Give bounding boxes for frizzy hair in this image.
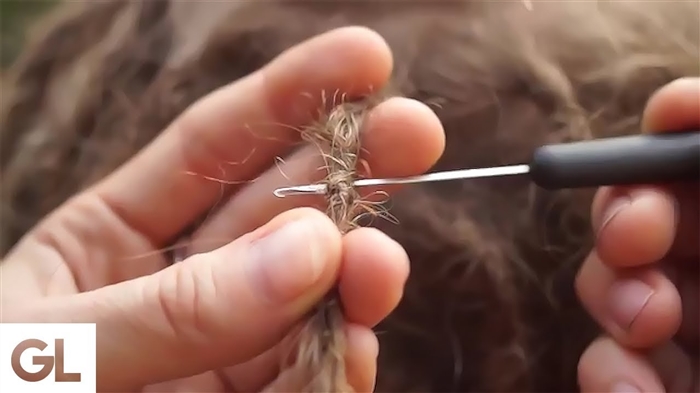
[1,1,698,392]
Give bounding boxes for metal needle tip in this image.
[273,184,328,198]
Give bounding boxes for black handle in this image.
[530,131,700,190]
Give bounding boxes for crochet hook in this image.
[273,130,700,197]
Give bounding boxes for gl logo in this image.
[11,339,81,382]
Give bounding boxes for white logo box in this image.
[0,323,96,393]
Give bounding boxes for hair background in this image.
[1,1,698,391]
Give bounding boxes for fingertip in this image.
[363,97,445,177]
[340,227,409,327]
[642,77,700,133]
[576,255,682,349]
[280,206,344,272]
[333,26,394,81]
[596,187,677,267]
[242,207,343,305]
[315,26,395,92]
[265,26,394,125]
[344,324,379,393]
[609,270,682,349]
[346,323,380,360]
[578,336,666,393]
[250,207,342,252]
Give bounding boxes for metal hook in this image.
[273,164,531,198]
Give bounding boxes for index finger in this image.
[91,27,393,245]
[642,77,700,133]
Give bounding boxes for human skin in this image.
[0,27,445,392]
[577,77,700,393]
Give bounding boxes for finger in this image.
[188,97,445,253]
[590,185,678,268]
[575,251,682,349]
[218,226,408,390]
[642,77,700,134]
[578,336,666,393]
[640,76,700,258]
[339,227,409,327]
[142,371,225,393]
[337,325,379,393]
[261,324,379,393]
[90,26,393,245]
[20,208,345,390]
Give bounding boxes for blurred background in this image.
[1,0,59,70]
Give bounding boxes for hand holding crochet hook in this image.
[575,78,699,393]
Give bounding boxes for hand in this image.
[576,77,699,393]
[0,27,446,392]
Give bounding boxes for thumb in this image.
[24,208,342,391]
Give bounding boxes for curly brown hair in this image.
[1,1,698,391]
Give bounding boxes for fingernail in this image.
[611,381,642,393]
[598,196,631,236]
[247,219,324,304]
[607,279,654,330]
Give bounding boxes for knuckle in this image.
[153,260,216,345]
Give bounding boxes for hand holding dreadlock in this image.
[0,27,445,392]
[576,78,699,393]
